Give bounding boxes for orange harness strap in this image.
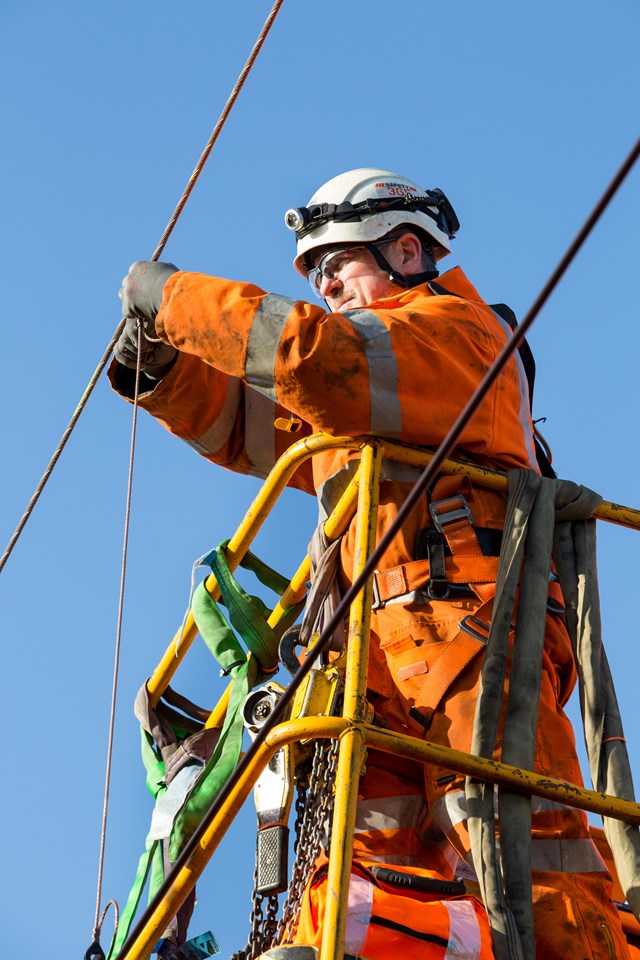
[409,609,492,732]
[374,475,500,607]
[429,474,485,557]
[373,556,500,604]
[401,476,497,732]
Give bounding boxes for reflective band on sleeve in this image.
[431,790,468,833]
[245,385,276,478]
[186,377,242,455]
[443,900,481,960]
[355,794,427,833]
[245,293,297,400]
[344,872,374,955]
[343,309,402,435]
[530,838,608,874]
[489,309,538,470]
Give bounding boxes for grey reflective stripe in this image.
[245,293,297,400]
[316,461,360,521]
[343,309,402,435]
[317,457,421,520]
[433,789,588,836]
[530,838,607,874]
[431,790,468,833]
[444,901,481,960]
[455,857,479,881]
[186,377,242,455]
[355,794,427,833]
[245,386,276,478]
[490,308,538,470]
[344,872,374,955]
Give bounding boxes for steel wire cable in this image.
[89,326,144,957]
[0,0,286,577]
[117,135,640,960]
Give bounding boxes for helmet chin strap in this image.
[364,242,439,288]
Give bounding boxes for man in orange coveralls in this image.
[110,169,630,960]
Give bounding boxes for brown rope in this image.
[0,0,286,577]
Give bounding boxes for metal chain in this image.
[276,740,339,945]
[247,860,265,960]
[245,859,282,958]
[292,766,309,856]
[263,895,280,948]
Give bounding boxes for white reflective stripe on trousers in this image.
[431,790,468,833]
[531,838,608,874]
[444,900,482,960]
[355,794,427,833]
[432,790,608,874]
[344,871,374,956]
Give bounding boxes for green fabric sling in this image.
[110,541,303,957]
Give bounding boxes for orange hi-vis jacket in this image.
[110,265,630,960]
[110,266,537,573]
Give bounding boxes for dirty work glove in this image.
[115,260,179,376]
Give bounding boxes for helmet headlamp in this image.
[286,193,459,243]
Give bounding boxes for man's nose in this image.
[319,271,342,298]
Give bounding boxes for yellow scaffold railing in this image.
[118,434,640,960]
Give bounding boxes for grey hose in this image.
[467,470,542,960]
[553,501,640,918]
[466,470,640,960]
[499,475,558,960]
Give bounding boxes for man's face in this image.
[310,243,399,312]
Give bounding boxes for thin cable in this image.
[117,134,640,960]
[92,325,143,945]
[152,0,285,261]
[0,0,286,577]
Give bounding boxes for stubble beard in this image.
[327,286,358,312]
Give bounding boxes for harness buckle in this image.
[459,615,491,644]
[429,495,474,533]
[425,579,451,601]
[371,571,384,610]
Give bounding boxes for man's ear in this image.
[396,232,424,271]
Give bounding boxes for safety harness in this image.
[110,544,302,958]
[370,473,564,738]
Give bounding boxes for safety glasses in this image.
[307,237,398,298]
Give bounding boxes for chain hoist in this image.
[276,739,339,946]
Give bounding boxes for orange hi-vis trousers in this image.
[349,479,632,960]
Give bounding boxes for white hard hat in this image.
[285,168,459,276]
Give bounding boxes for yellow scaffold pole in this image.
[320,441,383,960]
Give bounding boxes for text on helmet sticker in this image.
[374,181,419,197]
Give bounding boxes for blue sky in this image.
[1,1,639,957]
